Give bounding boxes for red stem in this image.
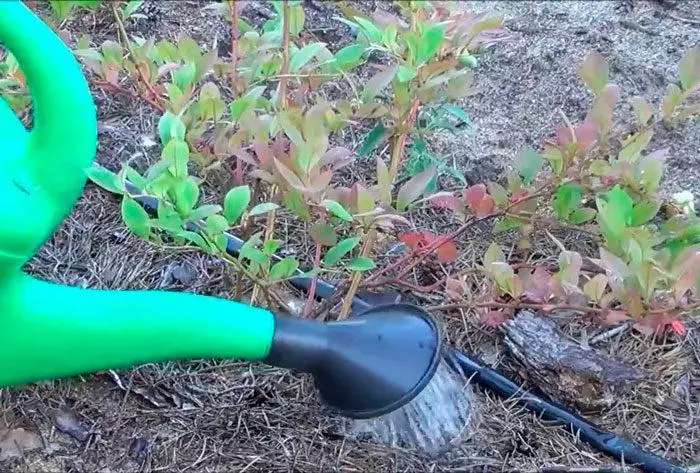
[303,243,322,317]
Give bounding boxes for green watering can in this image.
[0,1,445,422]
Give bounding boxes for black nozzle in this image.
[264,304,443,419]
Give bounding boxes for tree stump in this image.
[503,311,644,411]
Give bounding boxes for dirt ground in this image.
[2,1,700,472]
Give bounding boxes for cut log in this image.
[503,311,644,411]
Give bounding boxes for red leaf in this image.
[555,125,574,147]
[429,193,460,211]
[399,232,423,250]
[435,240,458,263]
[575,120,598,148]
[445,277,465,300]
[602,310,630,326]
[480,310,507,327]
[670,319,686,336]
[522,266,552,303]
[465,184,495,216]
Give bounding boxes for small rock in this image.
[128,438,148,459]
[54,408,90,442]
[0,428,43,460]
[162,261,198,287]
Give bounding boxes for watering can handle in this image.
[0,2,97,275]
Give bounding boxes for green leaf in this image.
[678,45,700,91]
[346,256,375,271]
[396,65,418,83]
[358,124,388,156]
[361,65,397,103]
[123,0,144,17]
[157,112,179,144]
[323,237,361,265]
[309,222,337,246]
[205,214,229,235]
[577,52,609,95]
[570,207,596,224]
[223,185,251,224]
[333,43,367,71]
[484,242,505,265]
[553,183,582,220]
[176,230,209,251]
[230,85,266,120]
[419,24,445,63]
[249,202,280,217]
[86,164,123,194]
[277,110,305,147]
[121,197,150,237]
[173,62,197,91]
[162,139,189,177]
[354,17,382,43]
[377,157,392,206]
[631,200,660,226]
[189,204,223,221]
[322,199,353,222]
[290,42,325,72]
[174,178,200,216]
[283,189,311,221]
[618,129,653,163]
[442,103,473,128]
[631,96,653,126]
[515,146,543,185]
[597,185,634,241]
[487,182,508,207]
[270,257,300,281]
[662,83,682,118]
[493,217,523,233]
[396,166,436,211]
[289,4,306,34]
[239,238,268,265]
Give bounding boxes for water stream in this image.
[341,359,479,455]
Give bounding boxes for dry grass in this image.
[2,1,699,472]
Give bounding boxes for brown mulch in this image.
[1,1,699,472]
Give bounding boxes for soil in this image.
[2,1,700,472]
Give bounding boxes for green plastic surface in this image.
[0,2,276,389]
[0,273,276,388]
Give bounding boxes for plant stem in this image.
[430,301,604,314]
[388,99,420,182]
[278,0,291,109]
[229,0,239,97]
[257,0,291,299]
[339,227,377,319]
[91,78,164,113]
[303,243,322,317]
[338,99,422,319]
[111,4,161,107]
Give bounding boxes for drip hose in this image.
[119,181,685,473]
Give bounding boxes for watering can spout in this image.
[0,2,97,273]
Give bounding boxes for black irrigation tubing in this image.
[118,180,686,473]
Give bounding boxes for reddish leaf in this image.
[670,319,686,336]
[321,146,353,167]
[253,140,273,168]
[521,266,552,303]
[445,277,466,300]
[465,184,495,216]
[428,192,460,211]
[480,310,507,327]
[575,120,599,148]
[399,232,423,250]
[273,158,305,191]
[435,240,458,263]
[602,310,630,326]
